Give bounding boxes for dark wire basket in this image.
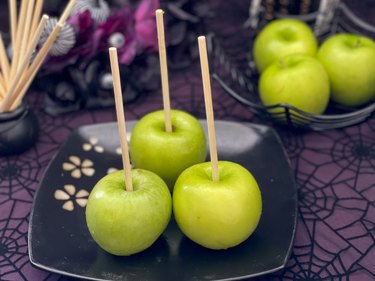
[207,2,375,131]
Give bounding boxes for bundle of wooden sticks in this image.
[0,0,76,113]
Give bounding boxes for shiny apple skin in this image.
[86,169,172,256]
[130,109,207,190]
[173,161,262,250]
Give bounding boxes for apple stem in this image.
[156,9,172,133]
[355,39,362,48]
[198,36,220,182]
[109,47,133,192]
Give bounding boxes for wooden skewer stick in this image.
[0,75,6,97]
[0,34,10,88]
[3,0,76,111]
[11,0,28,80]
[9,0,18,52]
[1,23,63,112]
[0,73,5,89]
[198,36,219,182]
[8,0,17,70]
[156,9,172,133]
[18,0,36,66]
[29,0,44,44]
[4,15,48,109]
[58,0,77,26]
[109,47,133,192]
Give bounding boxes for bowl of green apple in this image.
[210,12,375,131]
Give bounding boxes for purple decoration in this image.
[92,5,137,64]
[39,18,76,56]
[134,0,159,52]
[70,0,111,24]
[42,11,96,70]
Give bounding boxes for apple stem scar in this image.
[198,36,219,182]
[109,47,133,192]
[156,9,173,133]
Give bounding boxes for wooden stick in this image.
[0,34,10,88]
[11,0,28,80]
[198,36,219,182]
[29,0,44,43]
[4,15,48,110]
[156,9,172,133]
[1,23,63,112]
[109,47,133,192]
[0,75,6,97]
[58,0,77,26]
[0,72,5,90]
[2,0,76,111]
[18,0,36,65]
[9,0,18,61]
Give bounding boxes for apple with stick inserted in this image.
[130,109,207,189]
[172,36,262,250]
[130,9,207,190]
[85,47,172,256]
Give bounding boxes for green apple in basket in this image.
[317,33,375,107]
[259,54,330,116]
[130,109,207,190]
[253,18,318,73]
[172,36,262,250]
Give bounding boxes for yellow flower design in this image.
[115,133,131,155]
[115,147,122,155]
[83,137,104,153]
[63,156,95,178]
[54,184,90,211]
[107,167,119,174]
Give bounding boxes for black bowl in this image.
[0,102,39,156]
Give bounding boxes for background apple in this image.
[173,161,262,250]
[253,18,318,73]
[317,33,375,107]
[259,54,330,116]
[130,109,207,190]
[86,169,172,256]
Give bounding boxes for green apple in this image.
[86,169,172,256]
[253,18,318,73]
[130,109,207,190]
[259,54,330,116]
[317,33,375,107]
[173,161,262,250]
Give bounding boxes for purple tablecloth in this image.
[1,59,374,281]
[1,1,375,281]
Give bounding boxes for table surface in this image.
[1,1,375,281]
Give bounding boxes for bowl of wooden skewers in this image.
[0,0,76,155]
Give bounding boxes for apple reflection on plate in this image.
[88,235,171,281]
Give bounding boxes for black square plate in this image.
[29,120,297,281]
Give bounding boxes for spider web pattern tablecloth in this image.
[1,59,374,281]
[1,1,375,280]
